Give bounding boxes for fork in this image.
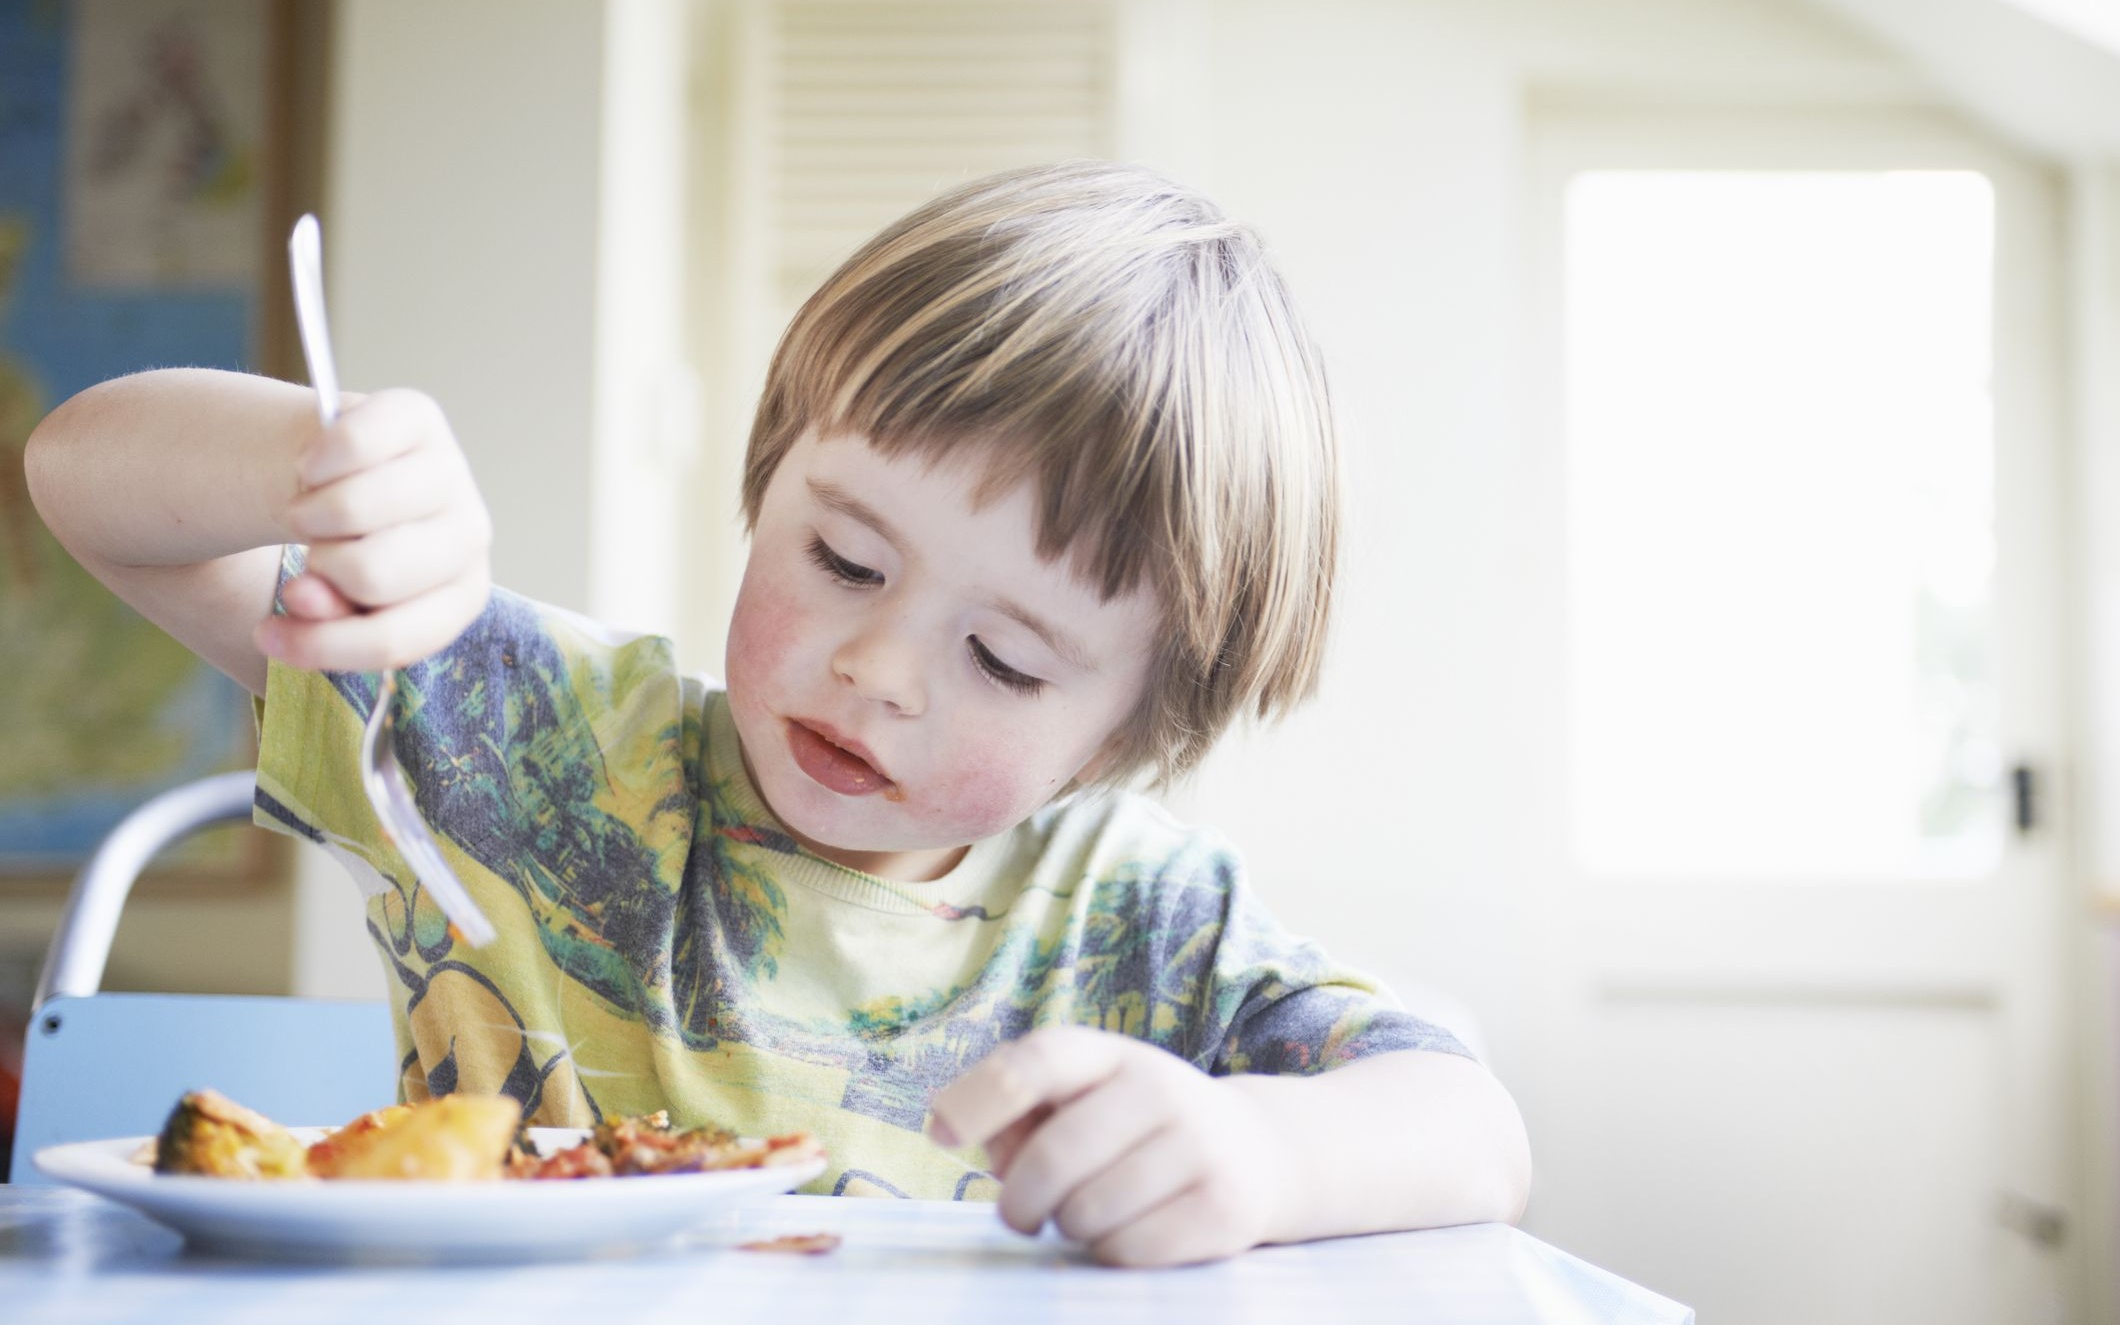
[286,214,497,947]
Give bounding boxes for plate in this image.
[33,1127,826,1263]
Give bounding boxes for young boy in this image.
[25,162,1529,1265]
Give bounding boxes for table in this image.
[1,1187,1693,1323]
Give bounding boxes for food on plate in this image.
[506,1126,613,1179]
[506,1108,827,1179]
[152,1088,310,1179]
[302,1104,414,1173]
[140,1090,824,1184]
[738,1232,842,1255]
[306,1094,521,1181]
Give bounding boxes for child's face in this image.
[725,430,1160,881]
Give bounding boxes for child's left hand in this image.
[926,1026,1294,1267]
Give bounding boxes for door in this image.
[1519,104,2073,1325]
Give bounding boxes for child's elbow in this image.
[22,382,97,518]
[22,396,62,506]
[1494,1116,1534,1225]
[1474,1069,1534,1225]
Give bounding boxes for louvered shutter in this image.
[764,0,1117,326]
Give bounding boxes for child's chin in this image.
[770,775,893,840]
[777,791,966,857]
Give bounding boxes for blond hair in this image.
[742,161,1339,783]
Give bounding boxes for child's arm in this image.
[24,368,492,696]
[927,1027,1531,1267]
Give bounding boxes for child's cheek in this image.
[726,567,809,693]
[924,742,1034,836]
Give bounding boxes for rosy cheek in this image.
[923,742,1037,835]
[726,567,809,695]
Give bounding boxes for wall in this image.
[2066,158,2120,1324]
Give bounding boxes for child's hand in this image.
[927,1027,1295,1267]
[256,389,494,672]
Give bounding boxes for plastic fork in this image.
[286,214,497,947]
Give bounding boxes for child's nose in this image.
[832,627,927,716]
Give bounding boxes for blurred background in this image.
[4,0,2120,1321]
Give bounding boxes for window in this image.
[1564,169,2001,880]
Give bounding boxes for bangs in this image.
[742,162,1338,782]
[822,255,1196,610]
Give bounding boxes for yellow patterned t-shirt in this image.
[251,569,1466,1200]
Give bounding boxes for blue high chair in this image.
[9,772,394,1184]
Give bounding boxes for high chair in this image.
[8,772,393,1183]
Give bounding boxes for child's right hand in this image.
[253,388,494,673]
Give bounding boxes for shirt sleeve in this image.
[249,546,701,976]
[249,543,384,860]
[1139,829,1473,1075]
[247,539,548,882]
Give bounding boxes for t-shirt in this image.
[251,552,1467,1199]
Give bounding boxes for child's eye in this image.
[969,637,1044,696]
[806,537,883,588]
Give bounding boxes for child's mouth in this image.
[785,720,897,798]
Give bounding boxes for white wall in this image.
[591,0,698,642]
[328,1,603,611]
[2067,159,2120,1325]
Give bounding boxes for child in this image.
[25,161,1529,1265]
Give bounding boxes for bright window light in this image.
[1565,170,2000,881]
[1996,0,2120,59]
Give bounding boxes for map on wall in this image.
[0,0,266,872]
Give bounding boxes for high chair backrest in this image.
[9,772,394,1184]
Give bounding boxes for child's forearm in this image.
[1224,1050,1532,1243]
[29,367,491,691]
[24,368,314,570]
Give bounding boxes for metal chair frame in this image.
[10,773,393,1183]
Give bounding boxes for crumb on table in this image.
[736,1233,842,1255]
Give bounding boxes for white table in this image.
[0,1187,1693,1323]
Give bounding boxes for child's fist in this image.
[255,388,493,672]
[926,1026,1295,1267]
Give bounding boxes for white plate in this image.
[33,1127,825,1263]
